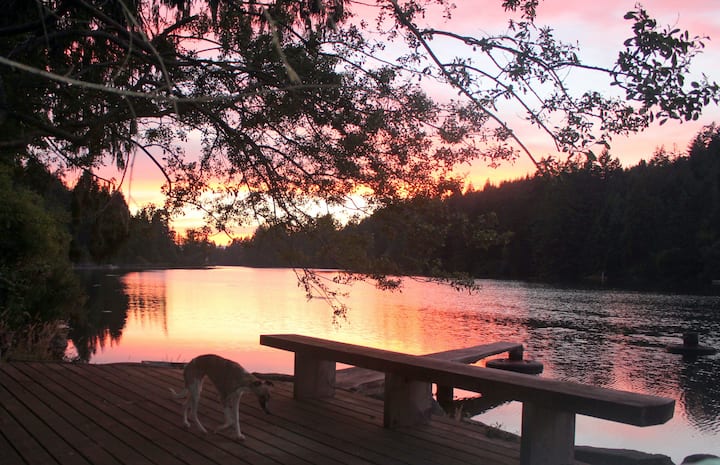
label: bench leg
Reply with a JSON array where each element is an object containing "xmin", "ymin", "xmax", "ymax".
[
  {"xmin": 293, "ymin": 353, "xmax": 335, "ymax": 399},
  {"xmin": 384, "ymin": 373, "xmax": 434, "ymax": 428},
  {"xmin": 436, "ymin": 385, "xmax": 453, "ymax": 406},
  {"xmin": 520, "ymin": 403, "xmax": 575, "ymax": 465}
]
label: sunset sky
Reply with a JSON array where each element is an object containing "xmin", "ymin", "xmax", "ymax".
[{"xmin": 102, "ymin": 1, "xmax": 720, "ymax": 242}]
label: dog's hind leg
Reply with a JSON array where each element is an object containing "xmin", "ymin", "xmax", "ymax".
[
  {"xmin": 188, "ymin": 379, "xmax": 208, "ymax": 433},
  {"xmin": 181, "ymin": 397, "xmax": 192, "ymax": 429},
  {"xmin": 169, "ymin": 387, "xmax": 193, "ymax": 429}
]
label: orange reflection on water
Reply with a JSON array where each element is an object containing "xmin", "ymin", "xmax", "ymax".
[
  {"xmin": 90, "ymin": 268, "xmax": 523, "ymax": 369},
  {"xmin": 124, "ymin": 271, "xmax": 169, "ymax": 330}
]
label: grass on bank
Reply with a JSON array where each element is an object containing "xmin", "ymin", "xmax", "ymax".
[{"xmin": 0, "ymin": 316, "xmax": 69, "ymax": 362}]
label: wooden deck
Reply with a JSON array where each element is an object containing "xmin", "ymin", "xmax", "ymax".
[{"xmin": 0, "ymin": 361, "xmax": 583, "ymax": 465}]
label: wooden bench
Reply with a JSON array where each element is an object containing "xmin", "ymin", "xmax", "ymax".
[
  {"xmin": 335, "ymin": 340, "xmax": 524, "ymax": 398},
  {"xmin": 260, "ymin": 334, "xmax": 675, "ymax": 465}
]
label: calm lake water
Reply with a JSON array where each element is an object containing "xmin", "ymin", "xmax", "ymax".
[{"xmin": 71, "ymin": 267, "xmax": 720, "ymax": 463}]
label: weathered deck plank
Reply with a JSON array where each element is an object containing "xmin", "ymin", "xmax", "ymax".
[
  {"xmin": 5, "ymin": 363, "xmax": 130, "ymax": 465},
  {"xmin": 0, "ymin": 361, "xmax": 567, "ymax": 465},
  {"xmin": 1, "ymin": 365, "xmax": 95, "ymax": 465},
  {"xmin": 115, "ymin": 363, "xmax": 384, "ymax": 465},
  {"xmin": 16, "ymin": 362, "xmax": 215, "ymax": 465},
  {"xmin": 298, "ymin": 381, "xmax": 520, "ymax": 464},
  {"xmin": 61, "ymin": 363, "xmax": 279, "ymax": 465},
  {"xmin": 0, "ymin": 400, "xmax": 56, "ymax": 465},
  {"xmin": 135, "ymin": 361, "xmax": 506, "ymax": 465},
  {"xmin": 271, "ymin": 381, "xmax": 520, "ymax": 465}
]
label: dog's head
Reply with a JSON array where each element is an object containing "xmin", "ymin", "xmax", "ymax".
[{"xmin": 251, "ymin": 379, "xmax": 274, "ymax": 414}]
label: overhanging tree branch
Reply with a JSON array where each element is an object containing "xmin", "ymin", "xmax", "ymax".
[{"xmin": 387, "ymin": 0, "xmax": 540, "ymax": 167}]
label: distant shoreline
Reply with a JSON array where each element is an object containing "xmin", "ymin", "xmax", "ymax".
[
  {"xmin": 72, "ymin": 263, "xmax": 213, "ymax": 272},
  {"xmin": 71, "ymin": 264, "xmax": 720, "ymax": 297}
]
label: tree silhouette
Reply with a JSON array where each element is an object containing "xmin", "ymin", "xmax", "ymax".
[
  {"xmin": 2, "ymin": 1, "xmax": 719, "ymax": 307},
  {"xmin": 3, "ymin": 1, "xmax": 716, "ymax": 224},
  {"xmin": 70, "ymin": 172, "xmax": 131, "ymax": 263},
  {"xmin": 0, "ymin": 163, "xmax": 82, "ymax": 330}
]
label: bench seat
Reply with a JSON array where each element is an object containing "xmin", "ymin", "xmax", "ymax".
[{"xmin": 336, "ymin": 340, "xmax": 524, "ymax": 395}]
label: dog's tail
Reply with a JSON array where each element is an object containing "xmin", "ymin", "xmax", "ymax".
[{"xmin": 169, "ymin": 387, "xmax": 188, "ymax": 399}]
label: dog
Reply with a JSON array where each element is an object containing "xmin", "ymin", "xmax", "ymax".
[{"xmin": 170, "ymin": 354, "xmax": 273, "ymax": 440}]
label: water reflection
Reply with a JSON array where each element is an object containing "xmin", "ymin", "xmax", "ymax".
[
  {"xmin": 69, "ymin": 267, "xmax": 720, "ymax": 460},
  {"xmin": 69, "ymin": 271, "xmax": 129, "ymax": 361},
  {"xmin": 681, "ymin": 356, "xmax": 720, "ymax": 432},
  {"xmin": 123, "ymin": 271, "xmax": 169, "ymax": 334}
]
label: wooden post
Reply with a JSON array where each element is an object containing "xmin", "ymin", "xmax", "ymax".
[
  {"xmin": 384, "ymin": 373, "xmax": 434, "ymax": 428},
  {"xmin": 509, "ymin": 345, "xmax": 524, "ymax": 361},
  {"xmin": 683, "ymin": 332, "xmax": 699, "ymax": 347},
  {"xmin": 435, "ymin": 384, "xmax": 453, "ymax": 406},
  {"xmin": 520, "ymin": 403, "xmax": 576, "ymax": 465},
  {"xmin": 293, "ymin": 352, "xmax": 336, "ymax": 399}
]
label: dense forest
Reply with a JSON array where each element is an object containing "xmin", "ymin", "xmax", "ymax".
[
  {"xmin": 5, "ymin": 125, "xmax": 720, "ymax": 311},
  {"xmin": 223, "ymin": 124, "xmax": 720, "ymax": 292},
  {"xmin": 3, "ymin": 123, "xmax": 720, "ymax": 359}
]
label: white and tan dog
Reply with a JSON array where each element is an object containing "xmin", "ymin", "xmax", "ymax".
[{"xmin": 170, "ymin": 354, "xmax": 273, "ymax": 440}]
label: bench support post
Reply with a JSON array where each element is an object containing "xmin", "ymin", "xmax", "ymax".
[
  {"xmin": 383, "ymin": 373, "xmax": 434, "ymax": 428},
  {"xmin": 293, "ymin": 353, "xmax": 335, "ymax": 399},
  {"xmin": 520, "ymin": 403, "xmax": 576, "ymax": 465},
  {"xmin": 436, "ymin": 385, "xmax": 453, "ymax": 406}
]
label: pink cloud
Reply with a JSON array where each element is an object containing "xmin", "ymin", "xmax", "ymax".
[{"xmin": 417, "ymin": 1, "xmax": 720, "ymax": 178}]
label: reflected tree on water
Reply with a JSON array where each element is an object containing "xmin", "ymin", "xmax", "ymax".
[{"xmin": 69, "ymin": 273, "xmax": 130, "ymax": 362}]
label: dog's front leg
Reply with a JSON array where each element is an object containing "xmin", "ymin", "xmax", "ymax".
[
  {"xmin": 215, "ymin": 392, "xmax": 246, "ymax": 440},
  {"xmin": 215, "ymin": 405, "xmax": 233, "ymax": 433},
  {"xmin": 215, "ymin": 397, "xmax": 235, "ymax": 431},
  {"xmin": 232, "ymin": 393, "xmax": 245, "ymax": 441}
]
